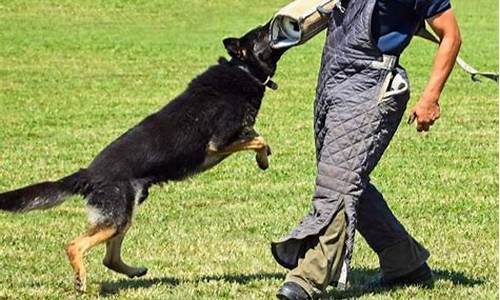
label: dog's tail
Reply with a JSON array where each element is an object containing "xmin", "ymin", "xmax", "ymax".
[{"xmin": 0, "ymin": 170, "xmax": 89, "ymax": 213}]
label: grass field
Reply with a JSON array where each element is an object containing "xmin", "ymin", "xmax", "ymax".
[{"xmin": 0, "ymin": 0, "xmax": 498, "ymax": 299}]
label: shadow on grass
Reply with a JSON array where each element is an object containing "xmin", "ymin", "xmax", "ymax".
[
  {"xmin": 99, "ymin": 276, "xmax": 180, "ymax": 296},
  {"xmin": 99, "ymin": 267, "xmax": 484, "ymax": 297},
  {"xmin": 99, "ymin": 272, "xmax": 284, "ymax": 296},
  {"xmin": 197, "ymin": 272, "xmax": 285, "ymax": 283},
  {"xmin": 432, "ymin": 269, "xmax": 485, "ymax": 286},
  {"xmin": 326, "ymin": 267, "xmax": 485, "ymax": 299}
]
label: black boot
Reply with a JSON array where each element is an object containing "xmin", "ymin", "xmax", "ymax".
[
  {"xmin": 276, "ymin": 282, "xmax": 311, "ymax": 300},
  {"xmin": 366, "ymin": 262, "xmax": 434, "ymax": 290}
]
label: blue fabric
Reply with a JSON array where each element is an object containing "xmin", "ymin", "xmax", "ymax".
[{"xmin": 372, "ymin": 0, "xmax": 451, "ymax": 55}]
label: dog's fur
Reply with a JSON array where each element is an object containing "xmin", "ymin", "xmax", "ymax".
[{"xmin": 0, "ymin": 22, "xmax": 288, "ymax": 292}]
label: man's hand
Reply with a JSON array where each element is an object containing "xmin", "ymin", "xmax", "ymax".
[{"xmin": 408, "ymin": 93, "xmax": 441, "ymax": 132}]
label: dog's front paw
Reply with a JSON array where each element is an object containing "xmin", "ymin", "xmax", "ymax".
[{"xmin": 256, "ymin": 150, "xmax": 269, "ymax": 170}]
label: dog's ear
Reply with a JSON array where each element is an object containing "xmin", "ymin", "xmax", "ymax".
[{"xmin": 223, "ymin": 37, "xmax": 243, "ymax": 58}]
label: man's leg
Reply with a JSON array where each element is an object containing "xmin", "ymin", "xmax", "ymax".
[
  {"xmin": 357, "ymin": 183, "xmax": 430, "ymax": 281},
  {"xmin": 281, "ymin": 205, "xmax": 347, "ymax": 299}
]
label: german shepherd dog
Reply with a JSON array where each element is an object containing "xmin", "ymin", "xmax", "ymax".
[{"xmin": 0, "ymin": 22, "xmax": 288, "ymax": 292}]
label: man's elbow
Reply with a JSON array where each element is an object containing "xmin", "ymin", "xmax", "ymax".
[
  {"xmin": 445, "ymin": 30, "xmax": 462, "ymax": 52},
  {"xmin": 454, "ymin": 31, "xmax": 462, "ymax": 50},
  {"xmin": 453, "ymin": 37, "xmax": 462, "ymax": 55}
]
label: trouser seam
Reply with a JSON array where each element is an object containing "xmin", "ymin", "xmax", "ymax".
[{"xmin": 375, "ymin": 237, "xmax": 408, "ymax": 254}]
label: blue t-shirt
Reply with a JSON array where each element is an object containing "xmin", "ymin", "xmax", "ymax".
[{"xmin": 372, "ymin": 0, "xmax": 452, "ymax": 55}]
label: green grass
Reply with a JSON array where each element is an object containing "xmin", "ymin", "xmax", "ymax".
[{"xmin": 0, "ymin": 0, "xmax": 498, "ymax": 299}]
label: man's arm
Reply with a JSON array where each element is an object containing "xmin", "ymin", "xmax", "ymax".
[{"xmin": 409, "ymin": 9, "xmax": 462, "ymax": 132}]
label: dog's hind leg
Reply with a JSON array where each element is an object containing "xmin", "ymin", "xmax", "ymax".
[
  {"xmin": 65, "ymin": 225, "xmax": 117, "ymax": 292},
  {"xmin": 102, "ymin": 224, "xmax": 148, "ymax": 278},
  {"xmin": 66, "ymin": 181, "xmax": 136, "ymax": 292}
]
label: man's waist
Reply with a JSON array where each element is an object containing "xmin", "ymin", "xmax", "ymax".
[{"xmin": 369, "ymin": 54, "xmax": 399, "ymax": 70}]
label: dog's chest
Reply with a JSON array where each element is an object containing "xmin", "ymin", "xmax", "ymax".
[
  {"xmin": 242, "ymin": 103, "xmax": 259, "ymax": 128},
  {"xmin": 197, "ymin": 153, "xmax": 230, "ymax": 173}
]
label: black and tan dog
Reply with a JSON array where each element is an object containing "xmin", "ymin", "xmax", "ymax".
[{"xmin": 0, "ymin": 22, "xmax": 289, "ymax": 292}]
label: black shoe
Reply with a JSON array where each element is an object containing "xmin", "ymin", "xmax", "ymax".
[
  {"xmin": 276, "ymin": 282, "xmax": 311, "ymax": 300},
  {"xmin": 365, "ymin": 263, "xmax": 434, "ymax": 291}
]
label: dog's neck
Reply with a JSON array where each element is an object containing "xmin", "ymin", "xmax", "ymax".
[{"xmin": 229, "ymin": 58, "xmax": 278, "ymax": 90}]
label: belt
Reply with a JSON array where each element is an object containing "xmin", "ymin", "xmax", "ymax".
[{"xmin": 370, "ymin": 54, "xmax": 398, "ymax": 70}]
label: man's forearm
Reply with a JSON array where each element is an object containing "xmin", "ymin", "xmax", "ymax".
[
  {"xmin": 422, "ymin": 32, "xmax": 462, "ymax": 102},
  {"xmin": 422, "ymin": 9, "xmax": 462, "ymax": 103}
]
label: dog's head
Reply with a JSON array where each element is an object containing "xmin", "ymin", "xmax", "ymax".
[{"xmin": 223, "ymin": 21, "xmax": 289, "ymax": 79}]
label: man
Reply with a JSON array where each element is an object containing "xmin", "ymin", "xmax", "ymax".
[{"xmin": 272, "ymin": 0, "xmax": 461, "ymax": 299}]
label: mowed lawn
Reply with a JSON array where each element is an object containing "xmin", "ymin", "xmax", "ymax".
[{"xmin": 0, "ymin": 0, "xmax": 497, "ymax": 299}]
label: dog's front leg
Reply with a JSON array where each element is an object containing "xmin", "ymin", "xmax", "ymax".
[
  {"xmin": 255, "ymin": 139, "xmax": 272, "ymax": 170},
  {"xmin": 214, "ymin": 135, "xmax": 272, "ymax": 170}
]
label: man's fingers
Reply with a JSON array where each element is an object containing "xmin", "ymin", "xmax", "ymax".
[{"xmin": 409, "ymin": 101, "xmax": 439, "ymax": 131}]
